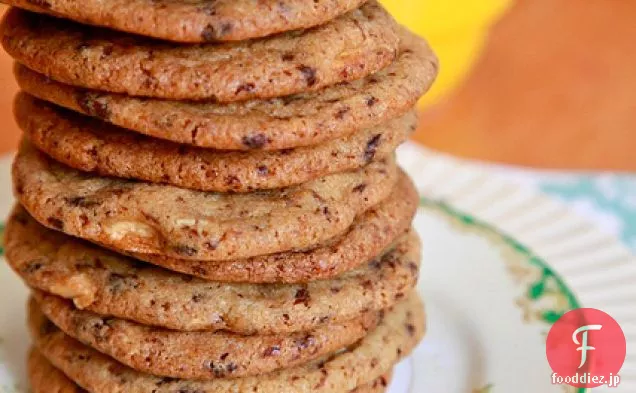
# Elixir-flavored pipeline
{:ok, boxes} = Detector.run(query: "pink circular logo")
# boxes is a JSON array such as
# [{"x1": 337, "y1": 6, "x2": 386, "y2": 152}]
[{"x1": 546, "y1": 308, "x2": 626, "y2": 388}]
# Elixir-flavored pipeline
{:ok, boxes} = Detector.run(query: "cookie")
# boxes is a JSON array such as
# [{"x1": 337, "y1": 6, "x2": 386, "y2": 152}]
[
  {"x1": 133, "y1": 173, "x2": 418, "y2": 283},
  {"x1": 13, "y1": 140, "x2": 398, "y2": 261},
  {"x1": 1, "y1": 3, "x2": 399, "y2": 101},
  {"x1": 16, "y1": 93, "x2": 416, "y2": 193},
  {"x1": 7, "y1": 172, "x2": 416, "y2": 284},
  {"x1": 4, "y1": 0, "x2": 368, "y2": 43},
  {"x1": 29, "y1": 292, "x2": 424, "y2": 393},
  {"x1": 31, "y1": 293, "x2": 378, "y2": 379},
  {"x1": 6, "y1": 208, "x2": 420, "y2": 333},
  {"x1": 14, "y1": 29, "x2": 437, "y2": 150},
  {"x1": 27, "y1": 349, "x2": 392, "y2": 393}
]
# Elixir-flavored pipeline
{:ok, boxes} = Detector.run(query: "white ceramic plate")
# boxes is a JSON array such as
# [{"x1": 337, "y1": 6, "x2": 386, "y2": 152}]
[{"x1": 0, "y1": 143, "x2": 634, "y2": 393}]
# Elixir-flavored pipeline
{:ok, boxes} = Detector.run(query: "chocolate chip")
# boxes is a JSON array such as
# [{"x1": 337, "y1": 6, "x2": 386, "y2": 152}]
[
  {"x1": 361, "y1": 280, "x2": 374, "y2": 290},
  {"x1": 235, "y1": 83, "x2": 255, "y2": 95},
  {"x1": 173, "y1": 245, "x2": 198, "y2": 257},
  {"x1": 352, "y1": 183, "x2": 367, "y2": 193},
  {"x1": 406, "y1": 323, "x2": 416, "y2": 336},
  {"x1": 296, "y1": 65, "x2": 317, "y2": 87},
  {"x1": 363, "y1": 134, "x2": 382, "y2": 162},
  {"x1": 201, "y1": 24, "x2": 217, "y2": 41},
  {"x1": 242, "y1": 134, "x2": 270, "y2": 149},
  {"x1": 47, "y1": 217, "x2": 64, "y2": 230},
  {"x1": 257, "y1": 165, "x2": 269, "y2": 176},
  {"x1": 263, "y1": 346, "x2": 281, "y2": 357},
  {"x1": 101, "y1": 45, "x2": 114, "y2": 58},
  {"x1": 21, "y1": 262, "x2": 42, "y2": 276},
  {"x1": 226, "y1": 363, "x2": 237, "y2": 373},
  {"x1": 294, "y1": 287, "x2": 310, "y2": 306},
  {"x1": 282, "y1": 53, "x2": 295, "y2": 61},
  {"x1": 90, "y1": 318, "x2": 114, "y2": 341},
  {"x1": 156, "y1": 377, "x2": 177, "y2": 386},
  {"x1": 205, "y1": 360, "x2": 237, "y2": 377},
  {"x1": 191, "y1": 293, "x2": 204, "y2": 303},
  {"x1": 220, "y1": 353, "x2": 229, "y2": 361},
  {"x1": 219, "y1": 22, "x2": 233, "y2": 36},
  {"x1": 295, "y1": 335, "x2": 316, "y2": 350},
  {"x1": 366, "y1": 96, "x2": 378, "y2": 107},
  {"x1": 224, "y1": 175, "x2": 241, "y2": 188},
  {"x1": 76, "y1": 92, "x2": 111, "y2": 120},
  {"x1": 107, "y1": 273, "x2": 140, "y2": 294}
]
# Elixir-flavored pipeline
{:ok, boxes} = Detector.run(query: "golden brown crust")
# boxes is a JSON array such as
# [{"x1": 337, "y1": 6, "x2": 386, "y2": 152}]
[
  {"x1": 29, "y1": 293, "x2": 424, "y2": 393},
  {"x1": 32, "y1": 294, "x2": 378, "y2": 380},
  {"x1": 3, "y1": 0, "x2": 368, "y2": 43},
  {"x1": 7, "y1": 173, "x2": 417, "y2": 285},
  {"x1": 16, "y1": 93, "x2": 415, "y2": 192},
  {"x1": 1, "y1": 3, "x2": 399, "y2": 101},
  {"x1": 13, "y1": 140, "x2": 397, "y2": 261},
  {"x1": 14, "y1": 29, "x2": 437, "y2": 150}
]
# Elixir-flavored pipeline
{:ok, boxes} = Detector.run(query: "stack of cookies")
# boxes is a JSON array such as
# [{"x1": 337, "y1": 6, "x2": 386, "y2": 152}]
[{"x1": 0, "y1": 1, "x2": 438, "y2": 391}]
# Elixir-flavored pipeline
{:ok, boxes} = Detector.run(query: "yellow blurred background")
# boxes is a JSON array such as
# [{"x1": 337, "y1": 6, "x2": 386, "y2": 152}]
[{"x1": 380, "y1": 0, "x2": 512, "y2": 107}]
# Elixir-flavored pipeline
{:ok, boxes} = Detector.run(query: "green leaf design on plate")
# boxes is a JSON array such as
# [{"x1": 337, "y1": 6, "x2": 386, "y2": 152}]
[
  {"x1": 420, "y1": 197, "x2": 587, "y2": 393},
  {"x1": 473, "y1": 383, "x2": 494, "y2": 393}
]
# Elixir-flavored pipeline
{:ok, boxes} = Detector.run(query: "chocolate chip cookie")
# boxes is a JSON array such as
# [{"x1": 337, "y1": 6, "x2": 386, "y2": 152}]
[{"x1": 2, "y1": 2, "x2": 399, "y2": 101}]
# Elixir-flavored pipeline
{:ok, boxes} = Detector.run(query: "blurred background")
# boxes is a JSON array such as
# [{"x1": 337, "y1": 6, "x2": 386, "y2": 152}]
[{"x1": 1, "y1": 0, "x2": 635, "y2": 172}]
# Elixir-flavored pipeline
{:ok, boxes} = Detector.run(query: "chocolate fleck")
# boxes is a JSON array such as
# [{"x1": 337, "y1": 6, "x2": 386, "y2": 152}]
[
  {"x1": 263, "y1": 346, "x2": 281, "y2": 357},
  {"x1": 297, "y1": 65, "x2": 317, "y2": 87},
  {"x1": 201, "y1": 24, "x2": 217, "y2": 41},
  {"x1": 242, "y1": 134, "x2": 270, "y2": 149},
  {"x1": 235, "y1": 83, "x2": 255, "y2": 95},
  {"x1": 294, "y1": 287, "x2": 310, "y2": 306},
  {"x1": 76, "y1": 93, "x2": 111, "y2": 120},
  {"x1": 352, "y1": 183, "x2": 367, "y2": 193},
  {"x1": 363, "y1": 134, "x2": 382, "y2": 162}
]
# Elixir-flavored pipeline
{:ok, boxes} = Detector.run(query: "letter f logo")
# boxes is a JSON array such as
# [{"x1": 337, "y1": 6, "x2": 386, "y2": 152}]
[{"x1": 573, "y1": 325, "x2": 603, "y2": 369}]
